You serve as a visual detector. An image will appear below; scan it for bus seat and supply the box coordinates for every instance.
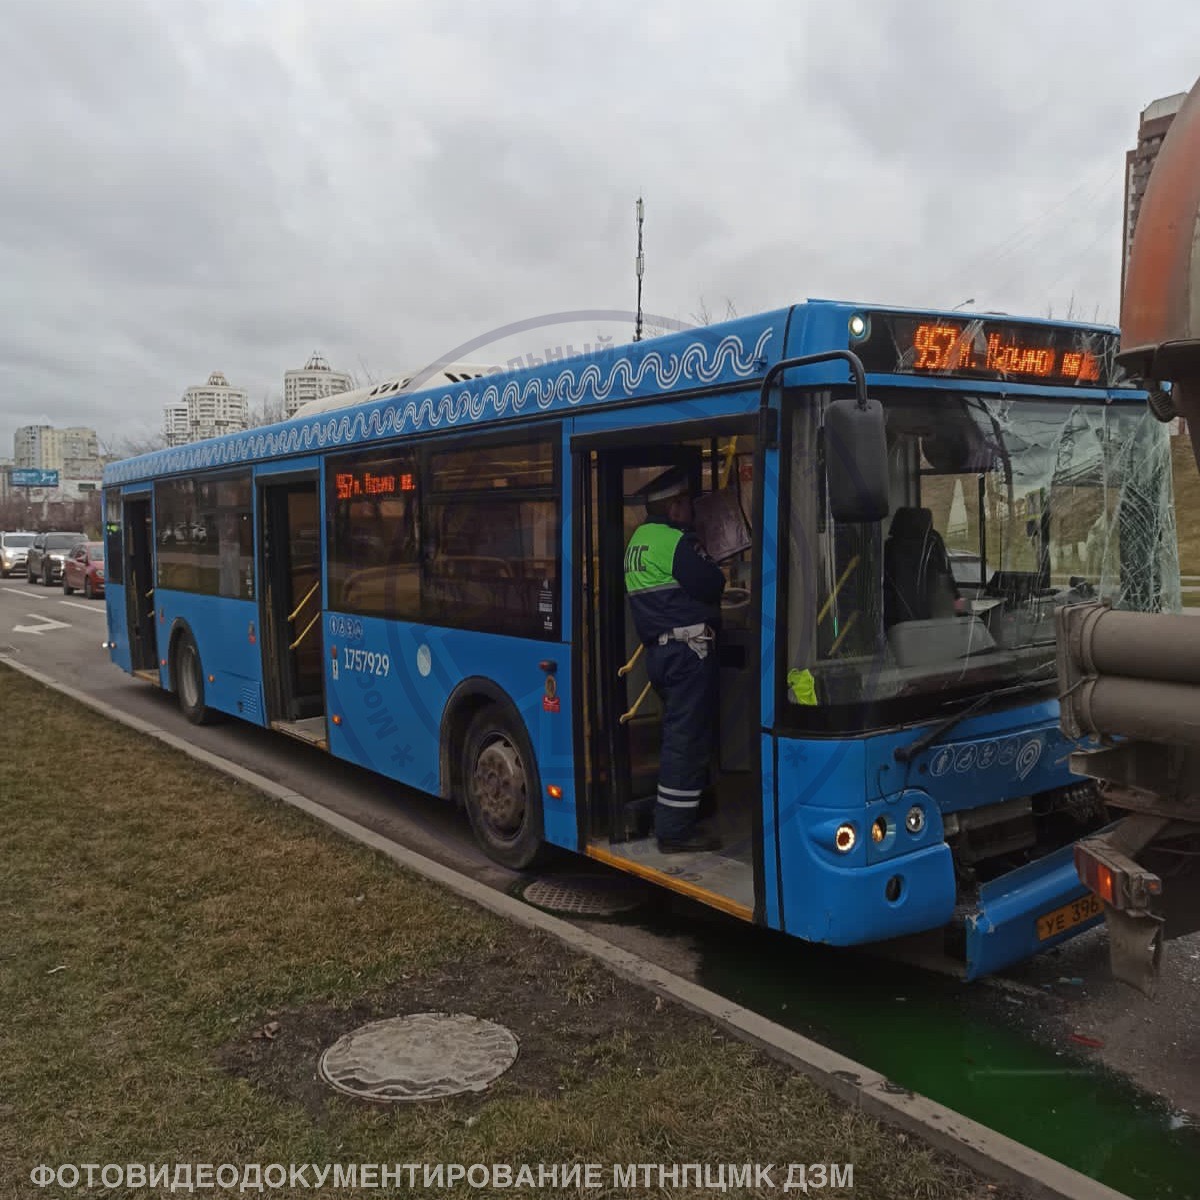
[883,506,960,628]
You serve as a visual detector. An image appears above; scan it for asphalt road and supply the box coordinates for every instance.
[1,579,1196,1120]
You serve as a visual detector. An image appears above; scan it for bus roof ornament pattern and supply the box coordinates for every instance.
[104,323,776,485]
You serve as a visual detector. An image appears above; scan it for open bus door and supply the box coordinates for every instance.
[258,477,327,747]
[578,428,761,921]
[123,494,158,678]
[585,446,700,841]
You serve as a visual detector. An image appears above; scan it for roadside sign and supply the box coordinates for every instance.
[12,468,59,487]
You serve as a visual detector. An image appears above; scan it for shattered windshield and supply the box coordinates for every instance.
[784,390,1179,728]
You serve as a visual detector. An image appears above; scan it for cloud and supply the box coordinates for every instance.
[1,0,1197,454]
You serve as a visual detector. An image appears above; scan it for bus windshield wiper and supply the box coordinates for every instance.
[892,666,1058,765]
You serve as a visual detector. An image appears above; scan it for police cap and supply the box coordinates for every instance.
[635,464,693,504]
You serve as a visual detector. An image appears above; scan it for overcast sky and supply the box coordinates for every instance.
[1,0,1196,455]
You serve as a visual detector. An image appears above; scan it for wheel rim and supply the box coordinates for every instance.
[471,734,527,840]
[179,645,201,710]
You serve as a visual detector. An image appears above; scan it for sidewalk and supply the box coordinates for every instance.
[0,664,1012,1199]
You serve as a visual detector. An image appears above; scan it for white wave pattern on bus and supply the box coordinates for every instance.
[104,329,775,485]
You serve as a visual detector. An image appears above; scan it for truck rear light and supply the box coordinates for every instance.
[1075,847,1116,904]
[1074,842,1162,909]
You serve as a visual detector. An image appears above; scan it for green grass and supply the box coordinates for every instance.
[0,665,1010,1199]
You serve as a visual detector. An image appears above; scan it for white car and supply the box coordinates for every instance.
[0,530,35,578]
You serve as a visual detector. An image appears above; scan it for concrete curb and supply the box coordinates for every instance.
[2,656,1129,1200]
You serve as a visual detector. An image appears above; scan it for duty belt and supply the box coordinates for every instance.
[655,622,714,646]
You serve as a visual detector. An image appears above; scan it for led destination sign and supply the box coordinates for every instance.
[854,313,1121,387]
[334,469,416,501]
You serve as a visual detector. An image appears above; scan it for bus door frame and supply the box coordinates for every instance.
[255,463,323,725]
[121,485,157,674]
[571,411,766,901]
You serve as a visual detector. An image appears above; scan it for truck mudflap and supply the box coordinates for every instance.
[963,841,1105,980]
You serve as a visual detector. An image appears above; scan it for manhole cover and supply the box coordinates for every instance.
[520,874,649,916]
[318,1013,518,1102]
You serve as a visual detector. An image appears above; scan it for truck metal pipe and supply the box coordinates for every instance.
[1067,607,1200,684]
[1073,677,1200,745]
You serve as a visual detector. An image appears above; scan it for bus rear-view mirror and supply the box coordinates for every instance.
[825,395,890,523]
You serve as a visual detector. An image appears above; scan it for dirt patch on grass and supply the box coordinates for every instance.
[220,945,678,1117]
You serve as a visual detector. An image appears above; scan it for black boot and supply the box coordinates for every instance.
[657,827,722,854]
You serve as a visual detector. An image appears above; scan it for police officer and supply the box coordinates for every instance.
[624,466,726,853]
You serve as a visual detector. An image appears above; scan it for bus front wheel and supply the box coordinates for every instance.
[461,705,547,871]
[173,630,216,726]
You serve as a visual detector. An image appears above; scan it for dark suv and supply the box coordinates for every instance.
[26,531,86,586]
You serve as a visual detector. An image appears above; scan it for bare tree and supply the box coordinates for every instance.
[247,389,286,428]
[0,492,101,536]
[104,429,168,459]
[689,295,740,326]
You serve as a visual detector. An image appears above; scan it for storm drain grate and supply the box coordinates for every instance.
[318,1013,518,1102]
[520,874,649,917]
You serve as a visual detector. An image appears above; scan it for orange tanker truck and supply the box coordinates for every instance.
[1058,76,1200,994]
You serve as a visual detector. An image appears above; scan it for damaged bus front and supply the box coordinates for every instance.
[776,308,1178,977]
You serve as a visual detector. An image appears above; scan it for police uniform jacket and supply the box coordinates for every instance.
[623,521,726,644]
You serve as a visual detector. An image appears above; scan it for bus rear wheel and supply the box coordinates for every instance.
[173,630,216,726]
[461,705,547,870]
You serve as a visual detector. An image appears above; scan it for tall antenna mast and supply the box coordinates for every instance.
[634,196,645,342]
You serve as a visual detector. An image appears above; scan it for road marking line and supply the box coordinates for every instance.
[2,586,50,600]
[13,613,71,635]
[60,601,105,615]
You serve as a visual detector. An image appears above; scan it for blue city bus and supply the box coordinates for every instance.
[101,301,1179,978]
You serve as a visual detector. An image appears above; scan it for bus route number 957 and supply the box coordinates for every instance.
[343,648,390,676]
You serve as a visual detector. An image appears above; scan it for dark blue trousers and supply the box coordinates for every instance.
[645,639,719,841]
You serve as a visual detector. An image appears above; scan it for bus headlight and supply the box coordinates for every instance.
[834,823,857,853]
[905,805,926,834]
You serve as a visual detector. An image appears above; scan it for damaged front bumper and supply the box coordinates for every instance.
[962,839,1107,980]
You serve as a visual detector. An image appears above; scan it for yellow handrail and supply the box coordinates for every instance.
[817,555,859,625]
[618,643,644,677]
[288,610,321,652]
[828,611,859,657]
[620,680,653,724]
[719,436,739,488]
[287,579,320,623]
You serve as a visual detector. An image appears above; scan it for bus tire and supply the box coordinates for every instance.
[461,704,548,871]
[173,629,216,726]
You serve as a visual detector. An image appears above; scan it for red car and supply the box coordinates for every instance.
[62,541,106,598]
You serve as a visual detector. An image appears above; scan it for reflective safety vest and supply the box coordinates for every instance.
[787,667,818,705]
[623,521,723,643]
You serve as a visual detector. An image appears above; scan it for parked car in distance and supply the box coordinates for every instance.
[26,531,86,586]
[0,530,36,577]
[62,540,106,598]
